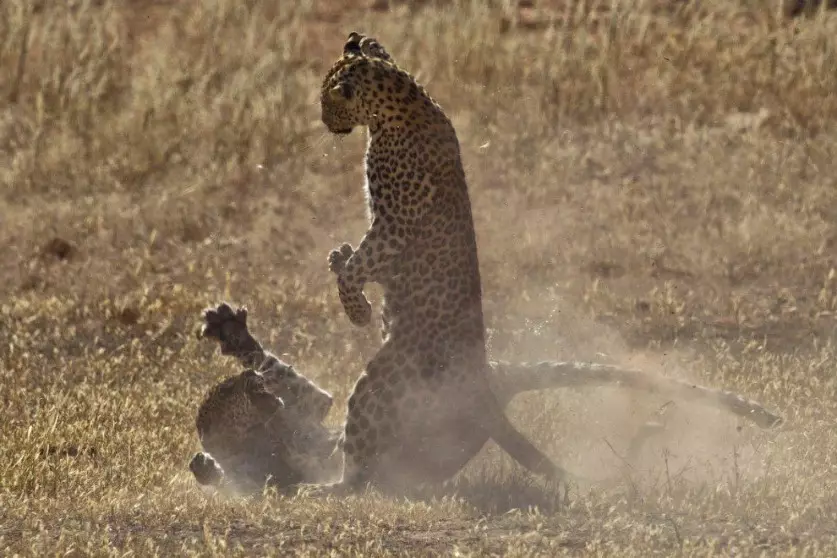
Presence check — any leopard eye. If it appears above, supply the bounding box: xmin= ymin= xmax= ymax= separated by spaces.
xmin=330 ymin=83 xmax=354 ymax=101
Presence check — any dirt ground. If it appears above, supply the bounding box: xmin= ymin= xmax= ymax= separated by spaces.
xmin=2 ymin=0 xmax=837 ymax=555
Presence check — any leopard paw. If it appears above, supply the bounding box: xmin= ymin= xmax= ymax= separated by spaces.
xmin=328 ymin=243 xmax=355 ymax=274
xmin=190 ymin=452 xmax=225 ymax=486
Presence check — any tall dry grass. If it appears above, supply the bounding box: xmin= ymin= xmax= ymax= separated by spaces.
xmin=3 ymin=1 xmax=837 ymax=201
xmin=2 ymin=0 xmax=837 ymax=554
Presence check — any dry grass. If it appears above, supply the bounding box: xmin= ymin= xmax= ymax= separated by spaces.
xmin=2 ymin=0 xmax=837 ymax=554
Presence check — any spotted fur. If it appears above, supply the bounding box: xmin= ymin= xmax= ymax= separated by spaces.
xmin=189 ymin=306 xmax=781 ymax=494
xmin=199 ymin=303 xmax=333 ymax=422
xmin=191 ymin=303 xmax=340 ymax=493
xmin=190 ymin=33 xmax=782 ymax=494
xmin=317 ymin=32 xmax=786 ymax=495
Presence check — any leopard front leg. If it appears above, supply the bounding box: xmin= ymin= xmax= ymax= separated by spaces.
xmin=329 ymin=244 xmax=389 ymax=341
xmin=198 ymin=303 xmax=265 ymax=368
xmin=328 ymin=243 xmax=372 ymax=327
xmin=328 ymin=214 xmax=414 ymax=328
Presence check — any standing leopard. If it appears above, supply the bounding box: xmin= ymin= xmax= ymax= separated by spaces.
xmin=319 ymin=31 xmax=566 ymax=492
xmin=190 ymin=303 xmax=781 ymax=494
xmin=315 ymin=32 xmax=782 ymax=495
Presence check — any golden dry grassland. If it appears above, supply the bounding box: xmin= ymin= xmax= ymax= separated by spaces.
xmin=2 ymin=0 xmax=837 ymax=555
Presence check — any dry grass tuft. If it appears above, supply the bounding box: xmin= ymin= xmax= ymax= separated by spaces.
xmin=2 ymin=0 xmax=837 ymax=554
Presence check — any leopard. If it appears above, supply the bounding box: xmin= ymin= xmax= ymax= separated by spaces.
xmin=317 ymin=31 xmax=573 ymax=494
xmin=198 ymin=303 xmax=333 ymax=424
xmin=190 ymin=303 xmax=340 ymax=494
xmin=189 ymin=303 xmax=781 ymax=495
xmin=316 ymin=31 xmax=785 ymax=495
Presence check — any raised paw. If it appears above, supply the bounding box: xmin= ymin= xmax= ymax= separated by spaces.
xmin=328 ymin=243 xmax=355 ymax=275
xmin=190 ymin=452 xmax=225 ymax=486
xmin=330 ymin=246 xmax=372 ymax=327
xmin=199 ymin=302 xmax=247 ymax=339
xmin=198 ymin=302 xmax=255 ymax=356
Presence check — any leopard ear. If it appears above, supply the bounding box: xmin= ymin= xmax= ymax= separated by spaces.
xmin=329 ymin=82 xmax=354 ymax=101
xmin=235 ymin=306 xmax=248 ymax=325
xmin=343 ymin=32 xmax=363 ymax=55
